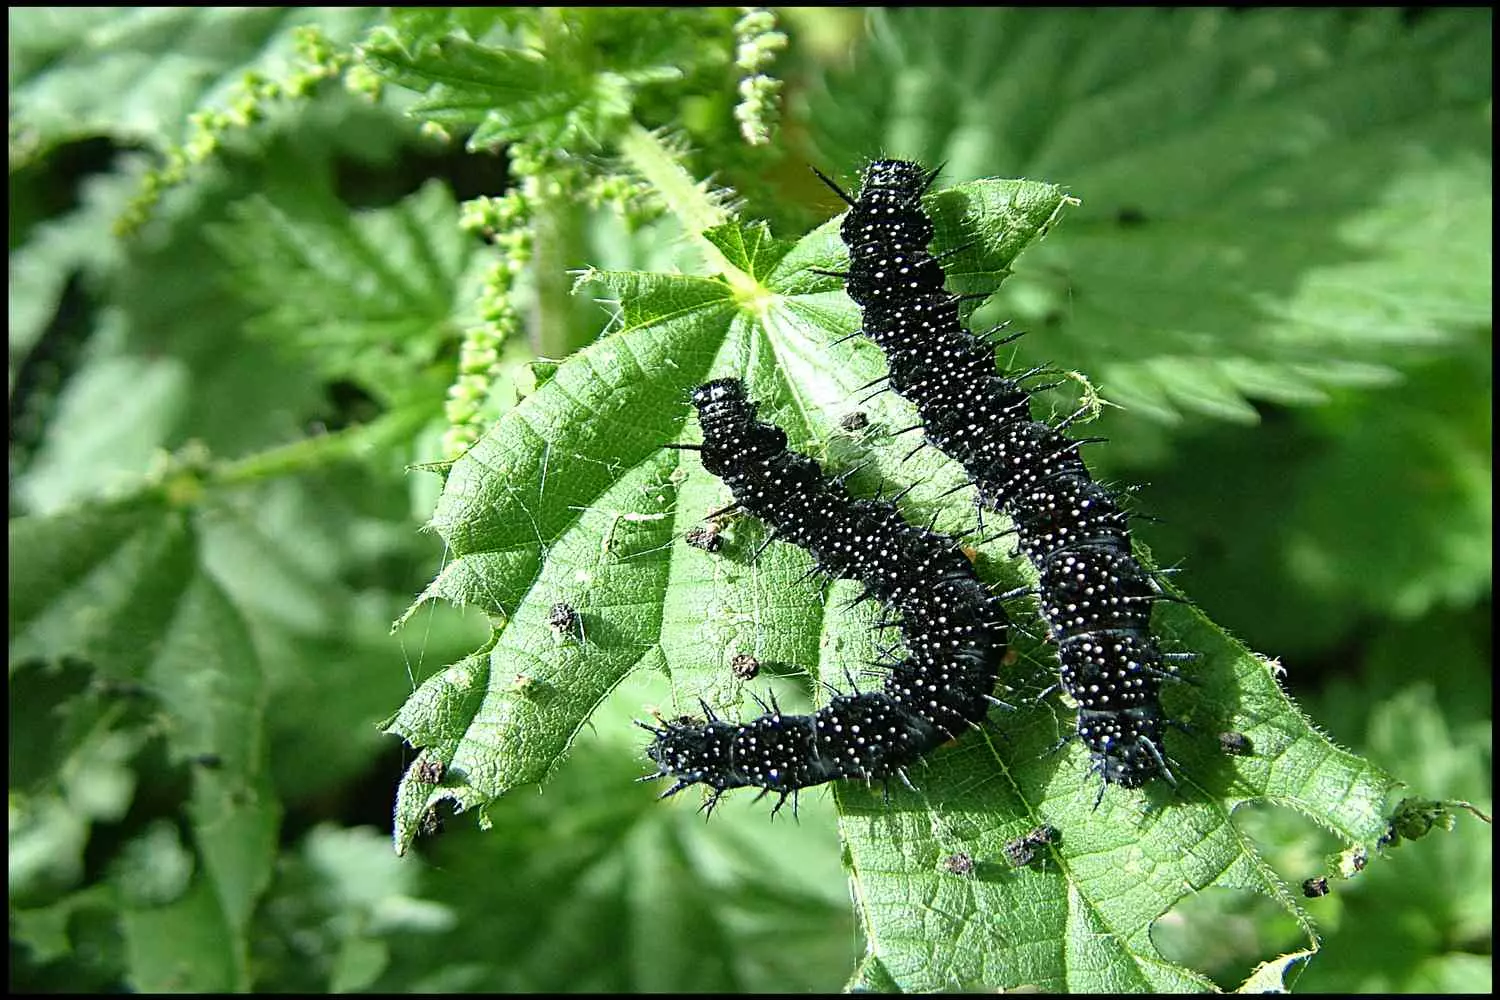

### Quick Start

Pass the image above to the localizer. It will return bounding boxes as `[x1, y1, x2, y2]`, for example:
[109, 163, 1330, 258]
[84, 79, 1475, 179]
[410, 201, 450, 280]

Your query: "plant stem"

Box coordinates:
[208, 404, 433, 489]
[616, 123, 759, 298]
[530, 193, 587, 358]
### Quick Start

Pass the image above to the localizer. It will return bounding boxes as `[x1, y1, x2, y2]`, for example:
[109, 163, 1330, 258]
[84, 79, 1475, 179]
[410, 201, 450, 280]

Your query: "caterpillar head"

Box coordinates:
[645, 718, 742, 792]
[691, 378, 789, 477]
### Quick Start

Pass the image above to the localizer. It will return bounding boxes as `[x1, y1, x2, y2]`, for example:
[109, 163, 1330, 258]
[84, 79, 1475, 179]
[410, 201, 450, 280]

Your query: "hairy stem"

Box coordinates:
[616, 123, 760, 299]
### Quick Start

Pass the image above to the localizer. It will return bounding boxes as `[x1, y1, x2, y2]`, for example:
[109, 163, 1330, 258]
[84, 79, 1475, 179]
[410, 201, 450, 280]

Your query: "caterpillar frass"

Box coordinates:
[639, 378, 1011, 813]
[816, 159, 1193, 795]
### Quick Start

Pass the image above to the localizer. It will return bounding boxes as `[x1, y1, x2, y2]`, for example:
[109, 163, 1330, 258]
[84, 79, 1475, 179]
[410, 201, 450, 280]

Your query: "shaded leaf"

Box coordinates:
[119, 874, 240, 991]
[7, 7, 379, 160]
[9, 500, 278, 991]
[211, 178, 483, 405]
[381, 677, 855, 992]
[810, 8, 1492, 424]
[1124, 329, 1491, 655]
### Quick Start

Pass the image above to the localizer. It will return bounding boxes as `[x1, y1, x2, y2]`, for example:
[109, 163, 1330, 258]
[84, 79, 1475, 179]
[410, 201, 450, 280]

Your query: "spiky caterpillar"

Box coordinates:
[817, 159, 1191, 791]
[641, 378, 1010, 812]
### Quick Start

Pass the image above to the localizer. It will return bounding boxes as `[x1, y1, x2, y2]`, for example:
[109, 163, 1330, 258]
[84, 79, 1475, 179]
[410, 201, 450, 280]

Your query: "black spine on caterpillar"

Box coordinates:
[642, 378, 1010, 812]
[825, 158, 1179, 791]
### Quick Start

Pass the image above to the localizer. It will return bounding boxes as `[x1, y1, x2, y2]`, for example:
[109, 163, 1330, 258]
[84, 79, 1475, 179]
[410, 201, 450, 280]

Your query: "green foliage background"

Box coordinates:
[8, 7, 1490, 993]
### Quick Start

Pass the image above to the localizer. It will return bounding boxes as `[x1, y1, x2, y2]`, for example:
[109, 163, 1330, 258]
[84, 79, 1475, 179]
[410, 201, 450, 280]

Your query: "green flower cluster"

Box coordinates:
[117, 26, 354, 235]
[732, 8, 787, 146]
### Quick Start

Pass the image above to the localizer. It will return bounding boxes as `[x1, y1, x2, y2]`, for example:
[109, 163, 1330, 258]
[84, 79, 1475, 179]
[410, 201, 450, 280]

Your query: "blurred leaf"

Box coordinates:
[8, 169, 134, 358]
[112, 820, 195, 908]
[251, 824, 456, 992]
[380, 675, 855, 992]
[1286, 337, 1492, 620]
[9, 691, 145, 904]
[119, 873, 241, 991]
[810, 8, 1492, 424]
[1293, 685, 1492, 993]
[390, 178, 1403, 989]
[7, 7, 380, 161]
[9, 498, 279, 989]
[210, 178, 483, 405]
[9, 498, 195, 674]
[11, 109, 446, 517]
[9, 884, 120, 977]
[191, 461, 478, 805]
[1121, 329, 1491, 655]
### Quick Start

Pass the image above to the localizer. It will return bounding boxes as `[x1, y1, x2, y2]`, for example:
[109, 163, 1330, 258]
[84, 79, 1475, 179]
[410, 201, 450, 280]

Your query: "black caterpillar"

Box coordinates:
[817, 159, 1192, 792]
[640, 378, 1010, 812]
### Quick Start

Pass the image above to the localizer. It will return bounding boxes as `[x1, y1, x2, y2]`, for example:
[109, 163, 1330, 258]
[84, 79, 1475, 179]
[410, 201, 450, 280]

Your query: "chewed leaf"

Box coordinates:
[835, 595, 1393, 992]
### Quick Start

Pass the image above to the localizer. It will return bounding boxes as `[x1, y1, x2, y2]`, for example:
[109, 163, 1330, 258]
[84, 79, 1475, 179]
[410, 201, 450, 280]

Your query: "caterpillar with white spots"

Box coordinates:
[640, 378, 1011, 813]
[816, 159, 1193, 793]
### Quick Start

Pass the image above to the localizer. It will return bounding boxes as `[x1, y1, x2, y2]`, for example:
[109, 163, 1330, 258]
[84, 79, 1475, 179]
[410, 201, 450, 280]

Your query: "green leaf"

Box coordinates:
[381, 678, 855, 992]
[361, 35, 566, 144]
[1123, 329, 1491, 655]
[1293, 684, 1492, 993]
[210, 178, 482, 405]
[7, 7, 380, 160]
[810, 8, 1492, 423]
[829, 601, 1385, 992]
[9, 499, 278, 990]
[383, 8, 522, 51]
[1285, 340, 1492, 621]
[7, 170, 134, 355]
[358, 8, 747, 152]
[700, 220, 795, 283]
[9, 498, 196, 675]
[389, 176, 1064, 835]
[362, 24, 681, 150]
[8, 677, 146, 905]
[12, 133, 397, 514]
[119, 873, 240, 991]
[112, 821, 195, 908]
[391, 173, 1405, 989]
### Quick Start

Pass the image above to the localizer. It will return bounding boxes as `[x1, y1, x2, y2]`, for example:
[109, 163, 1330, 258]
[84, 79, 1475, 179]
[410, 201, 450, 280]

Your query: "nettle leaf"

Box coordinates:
[8, 170, 137, 359]
[1295, 684, 1492, 993]
[9, 498, 279, 991]
[810, 8, 1492, 424]
[384, 679, 854, 993]
[391, 177, 1401, 990]
[210, 178, 482, 405]
[361, 23, 687, 150]
[1121, 328, 1491, 660]
[7, 7, 380, 159]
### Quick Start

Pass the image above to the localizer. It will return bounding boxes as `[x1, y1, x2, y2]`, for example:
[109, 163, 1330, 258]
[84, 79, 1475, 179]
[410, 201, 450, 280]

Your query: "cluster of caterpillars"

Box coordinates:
[641, 379, 1011, 814]
[643, 159, 1196, 813]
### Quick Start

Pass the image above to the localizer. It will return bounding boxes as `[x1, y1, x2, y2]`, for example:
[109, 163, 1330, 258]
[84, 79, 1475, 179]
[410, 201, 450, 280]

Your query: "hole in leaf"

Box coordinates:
[1153, 884, 1306, 990]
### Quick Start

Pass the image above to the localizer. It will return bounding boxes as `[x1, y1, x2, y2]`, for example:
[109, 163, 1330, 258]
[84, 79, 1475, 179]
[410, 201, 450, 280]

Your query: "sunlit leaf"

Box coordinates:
[391, 176, 1404, 989]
